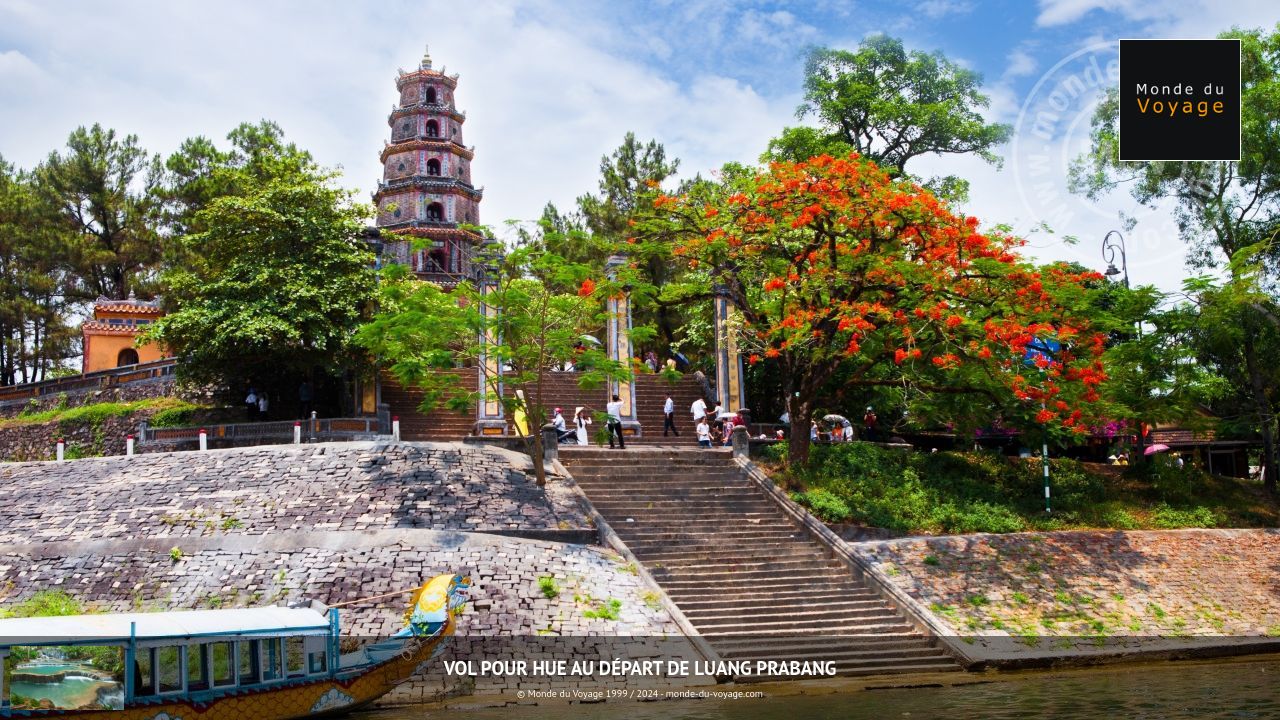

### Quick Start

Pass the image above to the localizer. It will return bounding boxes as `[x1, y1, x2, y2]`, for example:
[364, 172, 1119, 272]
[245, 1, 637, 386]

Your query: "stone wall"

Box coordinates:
[0, 442, 697, 702]
[0, 442, 591, 542]
[0, 529, 695, 702]
[0, 377, 179, 419]
[853, 529, 1280, 665]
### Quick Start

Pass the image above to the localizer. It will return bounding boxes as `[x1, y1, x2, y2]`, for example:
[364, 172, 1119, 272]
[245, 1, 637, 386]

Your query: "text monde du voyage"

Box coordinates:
[444, 659, 839, 678]
[1133, 82, 1229, 117]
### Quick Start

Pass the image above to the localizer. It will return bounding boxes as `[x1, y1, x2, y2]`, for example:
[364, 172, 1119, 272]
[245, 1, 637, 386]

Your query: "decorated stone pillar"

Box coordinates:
[605, 255, 640, 436]
[474, 266, 506, 436]
[713, 289, 746, 414]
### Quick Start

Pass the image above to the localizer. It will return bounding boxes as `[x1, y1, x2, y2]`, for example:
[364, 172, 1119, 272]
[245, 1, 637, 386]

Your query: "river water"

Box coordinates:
[355, 658, 1280, 720]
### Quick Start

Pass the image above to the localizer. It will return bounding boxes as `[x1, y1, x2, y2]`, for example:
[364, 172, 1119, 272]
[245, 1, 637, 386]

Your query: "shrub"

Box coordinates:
[791, 487, 853, 523]
[1150, 504, 1220, 529]
[149, 403, 201, 428]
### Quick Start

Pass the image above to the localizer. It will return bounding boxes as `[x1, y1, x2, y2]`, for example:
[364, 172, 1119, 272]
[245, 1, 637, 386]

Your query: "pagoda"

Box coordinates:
[373, 46, 484, 284]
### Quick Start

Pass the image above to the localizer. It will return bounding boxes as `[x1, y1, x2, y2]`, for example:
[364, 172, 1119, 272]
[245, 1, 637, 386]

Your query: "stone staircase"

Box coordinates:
[560, 447, 961, 680]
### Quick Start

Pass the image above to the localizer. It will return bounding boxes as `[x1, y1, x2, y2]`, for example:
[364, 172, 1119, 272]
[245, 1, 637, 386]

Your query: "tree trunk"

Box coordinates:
[786, 393, 814, 472]
[1244, 337, 1277, 493]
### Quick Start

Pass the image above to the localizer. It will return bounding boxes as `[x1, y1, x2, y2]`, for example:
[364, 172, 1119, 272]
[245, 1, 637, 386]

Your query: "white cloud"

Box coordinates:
[1004, 47, 1039, 79]
[915, 0, 976, 19]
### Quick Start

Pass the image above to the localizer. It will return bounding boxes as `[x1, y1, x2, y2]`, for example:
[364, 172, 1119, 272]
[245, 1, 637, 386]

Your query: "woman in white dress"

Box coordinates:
[574, 406, 592, 445]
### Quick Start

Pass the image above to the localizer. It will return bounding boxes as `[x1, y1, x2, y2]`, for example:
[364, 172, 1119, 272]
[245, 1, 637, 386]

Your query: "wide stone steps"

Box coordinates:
[560, 448, 960, 680]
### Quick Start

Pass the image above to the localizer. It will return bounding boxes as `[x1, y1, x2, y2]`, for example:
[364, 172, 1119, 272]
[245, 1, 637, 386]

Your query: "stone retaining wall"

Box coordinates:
[0, 529, 694, 701]
[852, 529, 1280, 666]
[0, 442, 592, 542]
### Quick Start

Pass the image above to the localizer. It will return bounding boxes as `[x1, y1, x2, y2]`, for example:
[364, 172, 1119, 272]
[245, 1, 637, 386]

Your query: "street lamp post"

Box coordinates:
[1102, 230, 1130, 289]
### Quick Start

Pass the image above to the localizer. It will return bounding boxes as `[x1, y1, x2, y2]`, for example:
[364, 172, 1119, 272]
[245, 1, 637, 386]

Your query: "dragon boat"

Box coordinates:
[0, 574, 469, 718]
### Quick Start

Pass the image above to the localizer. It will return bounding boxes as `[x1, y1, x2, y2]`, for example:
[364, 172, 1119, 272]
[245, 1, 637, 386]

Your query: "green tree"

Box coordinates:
[577, 133, 693, 353]
[0, 156, 78, 385]
[35, 124, 163, 301]
[356, 239, 635, 485]
[767, 36, 1012, 201]
[146, 166, 373, 392]
[1070, 24, 1280, 489]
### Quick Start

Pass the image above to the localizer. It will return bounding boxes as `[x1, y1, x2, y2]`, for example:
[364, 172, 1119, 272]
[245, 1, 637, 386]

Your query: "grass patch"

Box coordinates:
[537, 576, 560, 600]
[0, 397, 208, 431]
[582, 598, 622, 621]
[779, 443, 1276, 535]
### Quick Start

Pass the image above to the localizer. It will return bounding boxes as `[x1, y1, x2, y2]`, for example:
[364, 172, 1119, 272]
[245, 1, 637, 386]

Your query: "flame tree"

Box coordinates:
[639, 154, 1108, 467]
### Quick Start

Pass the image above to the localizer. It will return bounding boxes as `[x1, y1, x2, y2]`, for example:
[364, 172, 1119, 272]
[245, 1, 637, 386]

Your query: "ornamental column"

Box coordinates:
[713, 289, 746, 414]
[474, 263, 507, 436]
[605, 255, 640, 437]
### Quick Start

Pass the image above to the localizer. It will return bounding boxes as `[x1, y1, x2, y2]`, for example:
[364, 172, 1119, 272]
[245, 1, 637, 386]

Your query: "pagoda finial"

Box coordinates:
[420, 44, 432, 70]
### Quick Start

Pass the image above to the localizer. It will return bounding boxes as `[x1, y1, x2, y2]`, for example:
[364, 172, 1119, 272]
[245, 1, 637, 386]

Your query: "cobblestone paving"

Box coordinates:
[854, 529, 1280, 657]
[0, 441, 590, 542]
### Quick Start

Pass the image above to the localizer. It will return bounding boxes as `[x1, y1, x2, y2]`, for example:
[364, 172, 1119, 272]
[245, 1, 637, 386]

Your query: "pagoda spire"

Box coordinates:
[372, 50, 483, 285]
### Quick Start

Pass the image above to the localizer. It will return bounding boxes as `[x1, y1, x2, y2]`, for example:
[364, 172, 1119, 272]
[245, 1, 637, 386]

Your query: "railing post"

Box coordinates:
[126, 434, 135, 456]
[294, 422, 301, 444]
[310, 411, 318, 442]
[392, 416, 401, 442]
[198, 428, 208, 452]
[731, 425, 750, 459]
[56, 438, 65, 462]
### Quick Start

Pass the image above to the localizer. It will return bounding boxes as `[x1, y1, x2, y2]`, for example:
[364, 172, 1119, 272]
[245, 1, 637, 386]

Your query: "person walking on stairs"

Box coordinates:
[696, 416, 712, 448]
[663, 395, 679, 437]
[691, 396, 707, 427]
[606, 394, 626, 449]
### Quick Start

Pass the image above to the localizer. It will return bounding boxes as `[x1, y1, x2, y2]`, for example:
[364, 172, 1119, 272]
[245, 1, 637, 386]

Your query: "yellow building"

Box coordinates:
[81, 293, 167, 373]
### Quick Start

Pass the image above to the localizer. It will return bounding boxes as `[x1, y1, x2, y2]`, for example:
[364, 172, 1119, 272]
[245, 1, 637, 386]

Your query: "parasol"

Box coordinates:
[1143, 444, 1170, 456]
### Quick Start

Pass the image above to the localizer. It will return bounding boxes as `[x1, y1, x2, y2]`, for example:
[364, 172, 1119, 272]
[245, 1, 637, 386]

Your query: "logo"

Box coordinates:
[1119, 39, 1241, 161]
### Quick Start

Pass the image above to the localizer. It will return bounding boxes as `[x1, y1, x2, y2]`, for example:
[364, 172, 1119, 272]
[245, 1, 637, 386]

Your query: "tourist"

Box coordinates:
[663, 395, 678, 437]
[810, 421, 819, 442]
[257, 392, 270, 421]
[863, 406, 878, 442]
[245, 387, 258, 421]
[645, 351, 659, 373]
[842, 416, 855, 442]
[574, 407, 592, 446]
[552, 407, 572, 444]
[696, 416, 712, 448]
[691, 396, 707, 425]
[606, 394, 625, 449]
[298, 379, 313, 420]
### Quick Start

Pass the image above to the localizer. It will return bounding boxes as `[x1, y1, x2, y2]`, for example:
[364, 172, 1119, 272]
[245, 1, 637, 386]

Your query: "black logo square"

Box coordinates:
[1119, 39, 1240, 161]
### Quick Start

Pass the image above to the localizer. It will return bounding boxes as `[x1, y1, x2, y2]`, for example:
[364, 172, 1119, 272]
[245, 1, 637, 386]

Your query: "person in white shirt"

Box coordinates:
[552, 407, 571, 443]
[663, 395, 678, 437]
[606, 394, 625, 449]
[696, 418, 712, 448]
[257, 393, 269, 421]
[574, 407, 592, 446]
[691, 397, 707, 424]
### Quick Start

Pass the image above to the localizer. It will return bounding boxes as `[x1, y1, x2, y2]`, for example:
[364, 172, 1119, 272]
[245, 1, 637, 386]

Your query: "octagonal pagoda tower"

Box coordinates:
[373, 47, 483, 284]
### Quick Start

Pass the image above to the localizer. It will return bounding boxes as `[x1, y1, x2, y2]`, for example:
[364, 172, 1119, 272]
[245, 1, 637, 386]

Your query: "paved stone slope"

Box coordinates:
[0, 529, 695, 702]
[561, 447, 961, 680]
[0, 441, 591, 543]
[855, 529, 1280, 662]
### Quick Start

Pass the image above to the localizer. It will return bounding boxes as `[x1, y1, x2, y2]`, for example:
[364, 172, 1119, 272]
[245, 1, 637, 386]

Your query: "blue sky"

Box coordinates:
[1, 0, 1276, 290]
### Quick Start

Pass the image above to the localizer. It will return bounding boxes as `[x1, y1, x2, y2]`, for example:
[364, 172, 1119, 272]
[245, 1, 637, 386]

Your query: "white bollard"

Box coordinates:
[198, 428, 208, 451]
[294, 421, 302, 444]
[56, 438, 65, 462]
[392, 416, 401, 442]
[126, 434, 135, 456]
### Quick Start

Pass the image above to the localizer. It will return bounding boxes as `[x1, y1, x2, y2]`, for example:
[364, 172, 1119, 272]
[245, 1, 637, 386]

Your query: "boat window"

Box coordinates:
[156, 646, 183, 694]
[237, 640, 260, 685]
[286, 637, 306, 678]
[305, 635, 327, 674]
[134, 649, 155, 697]
[261, 638, 284, 682]
[186, 644, 210, 692]
[210, 642, 235, 687]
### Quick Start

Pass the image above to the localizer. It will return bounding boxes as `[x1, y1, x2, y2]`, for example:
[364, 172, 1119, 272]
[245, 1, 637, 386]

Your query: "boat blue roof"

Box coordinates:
[0, 607, 330, 645]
